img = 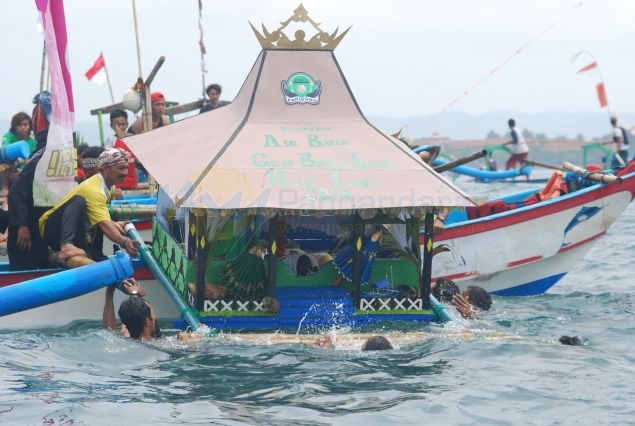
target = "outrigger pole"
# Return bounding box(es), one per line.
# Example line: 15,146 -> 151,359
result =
126,223 -> 200,330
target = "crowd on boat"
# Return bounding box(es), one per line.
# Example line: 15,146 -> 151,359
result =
1,94 -> 138,270
0,82 -> 235,269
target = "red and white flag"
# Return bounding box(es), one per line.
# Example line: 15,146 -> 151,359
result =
572,51 -> 609,109
85,53 -> 107,85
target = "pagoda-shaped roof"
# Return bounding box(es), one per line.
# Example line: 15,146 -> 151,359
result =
125,7 -> 473,216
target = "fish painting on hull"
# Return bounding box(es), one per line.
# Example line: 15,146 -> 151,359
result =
561,206 -> 602,248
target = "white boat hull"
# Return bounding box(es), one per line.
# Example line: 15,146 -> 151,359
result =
429,175 -> 635,295
0,279 -> 180,329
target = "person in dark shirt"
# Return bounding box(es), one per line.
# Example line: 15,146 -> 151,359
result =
7,136 -> 50,270
199,83 -> 230,113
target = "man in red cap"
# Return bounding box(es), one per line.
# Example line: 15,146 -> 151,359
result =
128,91 -> 170,134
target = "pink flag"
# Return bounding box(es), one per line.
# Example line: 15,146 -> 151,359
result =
33,0 -> 77,206
85,53 -> 107,85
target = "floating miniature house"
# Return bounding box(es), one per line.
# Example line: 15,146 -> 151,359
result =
125,5 -> 473,331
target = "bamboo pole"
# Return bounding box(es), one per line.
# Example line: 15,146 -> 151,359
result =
433,149 -> 487,173
526,159 -> 621,184
562,161 -> 622,184
102,52 -> 116,104
523,159 -> 564,171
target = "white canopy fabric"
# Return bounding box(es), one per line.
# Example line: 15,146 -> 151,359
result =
125,49 -> 473,216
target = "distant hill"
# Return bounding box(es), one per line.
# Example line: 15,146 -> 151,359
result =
366,111 -> 635,141
2,111 -> 634,145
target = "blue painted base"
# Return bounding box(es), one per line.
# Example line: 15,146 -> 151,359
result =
173,286 -> 435,331
491,273 -> 566,296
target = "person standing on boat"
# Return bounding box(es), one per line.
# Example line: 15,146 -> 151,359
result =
128,92 -> 170,134
38,148 -> 139,263
504,119 -> 529,170
609,116 -> 629,169
106,109 -> 138,191
199,83 -> 230,113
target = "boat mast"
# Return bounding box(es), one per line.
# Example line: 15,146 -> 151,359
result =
131,0 -> 152,132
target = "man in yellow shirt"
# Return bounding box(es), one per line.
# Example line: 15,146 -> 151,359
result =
39,148 -> 139,262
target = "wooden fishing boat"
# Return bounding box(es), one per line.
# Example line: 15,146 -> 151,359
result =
429,162 -> 635,295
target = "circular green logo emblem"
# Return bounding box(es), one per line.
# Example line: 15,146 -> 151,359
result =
281,72 -> 322,105
286,73 -> 316,96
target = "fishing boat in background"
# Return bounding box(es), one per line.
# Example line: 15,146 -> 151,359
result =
413,144 -> 545,183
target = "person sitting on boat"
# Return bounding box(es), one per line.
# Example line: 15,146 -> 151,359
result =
199,83 -> 231,114
609,116 -> 629,169
1,112 -> 37,197
504,118 -> 529,170
6,109 -> 51,271
38,148 -> 139,264
487,157 -> 498,171
128,91 -> 170,134
2,111 -> 37,156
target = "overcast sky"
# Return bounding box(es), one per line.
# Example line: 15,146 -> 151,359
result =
1,0 -> 634,127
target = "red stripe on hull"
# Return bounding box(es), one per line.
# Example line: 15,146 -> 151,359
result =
0,270 -> 58,287
134,220 -> 152,231
507,255 -> 543,268
425,177 -> 635,244
557,231 -> 605,253
432,272 -> 473,282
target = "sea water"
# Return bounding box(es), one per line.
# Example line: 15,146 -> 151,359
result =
1,177 -> 634,425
